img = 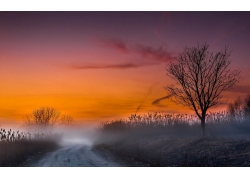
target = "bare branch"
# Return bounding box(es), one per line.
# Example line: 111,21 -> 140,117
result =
60,115 -> 74,125
25,107 -> 61,126
165,43 -> 241,128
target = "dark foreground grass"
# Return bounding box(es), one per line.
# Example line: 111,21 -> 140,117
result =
95,135 -> 250,167
95,111 -> 250,167
0,139 -> 58,167
0,128 -> 60,167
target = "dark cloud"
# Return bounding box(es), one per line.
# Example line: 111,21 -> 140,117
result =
69,62 -> 152,70
152,94 -> 173,108
69,37 -> 174,70
101,38 -> 129,53
98,38 -> 174,62
135,44 -> 174,62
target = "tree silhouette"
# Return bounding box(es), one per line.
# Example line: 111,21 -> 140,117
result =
165,44 -> 241,136
60,115 -> 73,125
228,94 -> 250,122
227,97 -> 244,122
26,107 -> 61,126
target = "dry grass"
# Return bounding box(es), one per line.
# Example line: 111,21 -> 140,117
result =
95,111 -> 250,166
0,128 -> 60,167
98,111 -> 250,136
95,136 -> 250,167
0,140 -> 58,166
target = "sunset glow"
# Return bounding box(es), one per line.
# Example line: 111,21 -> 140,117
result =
1,12 -> 250,125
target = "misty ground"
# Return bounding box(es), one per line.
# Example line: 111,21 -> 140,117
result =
94,134 -> 250,167
20,137 -> 135,167
22,145 -> 115,167
15,121 -> 250,167
18,133 -> 250,167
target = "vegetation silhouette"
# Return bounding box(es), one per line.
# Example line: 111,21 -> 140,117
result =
99,94 -> 250,137
96,95 -> 250,167
60,115 -> 74,126
165,43 -> 241,136
0,128 -> 60,166
25,107 -> 73,126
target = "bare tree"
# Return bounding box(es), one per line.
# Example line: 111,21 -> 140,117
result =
165,44 -> 241,136
60,115 -> 74,125
228,94 -> 250,122
26,107 -> 61,126
227,97 -> 245,122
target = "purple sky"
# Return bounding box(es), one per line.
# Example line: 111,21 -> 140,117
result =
0,12 -> 250,124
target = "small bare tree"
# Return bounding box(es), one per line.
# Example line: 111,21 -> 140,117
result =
227,97 -> 245,122
166,44 -> 241,136
228,94 -> 250,122
60,115 -> 73,125
26,107 -> 61,126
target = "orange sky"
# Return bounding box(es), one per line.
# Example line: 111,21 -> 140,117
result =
0,12 -> 250,126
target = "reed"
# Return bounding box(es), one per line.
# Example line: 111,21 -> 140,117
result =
0,128 -> 60,166
98,111 -> 250,136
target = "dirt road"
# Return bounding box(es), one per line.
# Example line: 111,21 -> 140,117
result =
25,144 -> 123,167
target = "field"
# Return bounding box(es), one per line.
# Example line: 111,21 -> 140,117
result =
95,135 -> 250,167
94,111 -> 250,167
1,109 -> 250,167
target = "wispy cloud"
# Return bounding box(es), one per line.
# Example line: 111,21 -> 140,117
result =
101,38 -> 129,53
68,37 -> 174,70
69,62 -> 152,70
98,38 -> 174,62
135,44 -> 173,62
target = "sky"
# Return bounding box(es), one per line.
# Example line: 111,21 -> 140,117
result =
0,11 -> 250,125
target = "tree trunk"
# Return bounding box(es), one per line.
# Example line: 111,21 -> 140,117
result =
201,115 -> 206,137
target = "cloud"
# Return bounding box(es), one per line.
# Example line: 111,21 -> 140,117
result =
98,38 -> 174,62
152,94 -> 173,108
68,37 -> 174,71
69,62 -> 152,70
135,44 -> 173,62
101,38 -> 129,53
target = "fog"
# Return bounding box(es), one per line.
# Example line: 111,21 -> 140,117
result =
2,116 -> 250,148
28,125 -> 99,147
0,121 -> 99,147
2,117 -> 250,167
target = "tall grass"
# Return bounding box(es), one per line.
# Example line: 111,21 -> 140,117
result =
98,111 -> 250,136
96,110 -> 250,167
0,128 -> 60,166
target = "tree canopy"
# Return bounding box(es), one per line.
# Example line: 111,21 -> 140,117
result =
165,44 -> 241,136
